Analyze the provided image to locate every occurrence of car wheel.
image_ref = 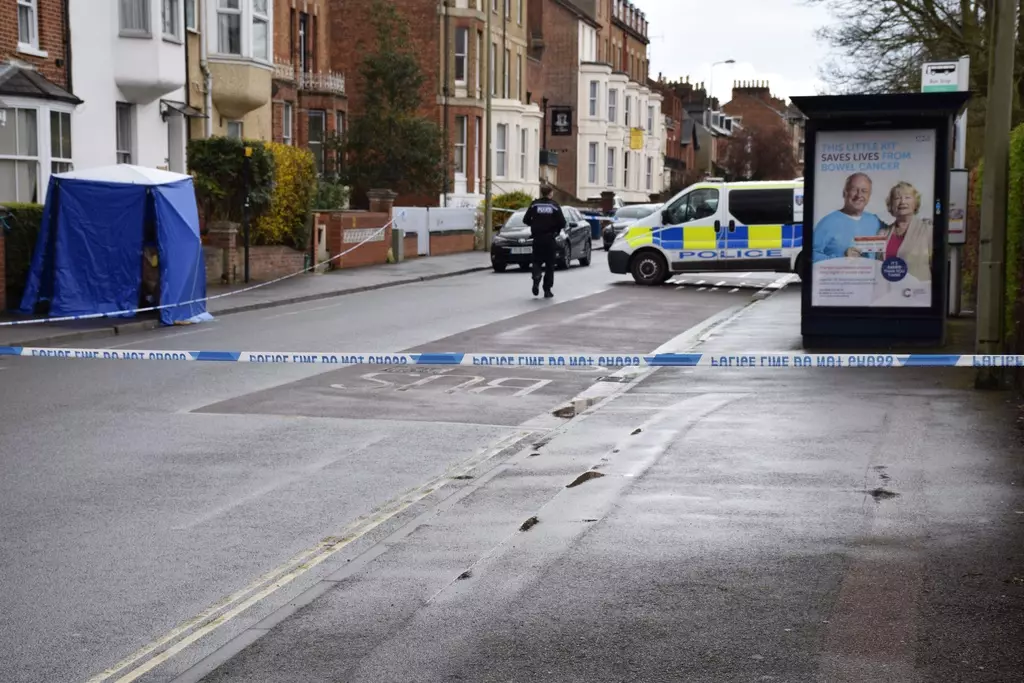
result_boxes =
[557,245,571,270]
[493,262,507,273]
[578,239,592,267]
[630,250,667,286]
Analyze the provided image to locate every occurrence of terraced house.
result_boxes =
[1,0,79,203]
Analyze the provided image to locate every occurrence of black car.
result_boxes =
[601,203,662,250]
[490,206,593,272]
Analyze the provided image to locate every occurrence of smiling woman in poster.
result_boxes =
[876,181,933,282]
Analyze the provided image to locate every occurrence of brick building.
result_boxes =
[331,0,542,207]
[185,0,275,142]
[1,0,80,204]
[529,0,664,203]
[722,80,804,175]
[270,0,347,174]
[650,76,699,192]
[652,75,741,177]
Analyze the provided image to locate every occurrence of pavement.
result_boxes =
[0,251,493,347]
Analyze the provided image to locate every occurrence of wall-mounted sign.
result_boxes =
[551,107,572,136]
[629,127,644,150]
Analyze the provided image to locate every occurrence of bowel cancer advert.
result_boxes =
[810,129,936,308]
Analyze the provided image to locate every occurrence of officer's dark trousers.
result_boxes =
[531,235,556,292]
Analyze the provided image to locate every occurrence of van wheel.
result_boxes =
[630,250,668,286]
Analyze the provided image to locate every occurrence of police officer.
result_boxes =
[522,184,567,298]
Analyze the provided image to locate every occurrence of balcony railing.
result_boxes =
[273,61,296,82]
[299,71,346,95]
[273,62,347,96]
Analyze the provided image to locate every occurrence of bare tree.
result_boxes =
[721,120,798,181]
[806,0,1023,163]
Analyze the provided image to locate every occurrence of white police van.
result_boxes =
[607,179,804,285]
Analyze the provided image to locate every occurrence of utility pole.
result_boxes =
[483,2,494,246]
[975,0,1015,389]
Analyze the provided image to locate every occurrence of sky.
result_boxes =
[643,0,837,104]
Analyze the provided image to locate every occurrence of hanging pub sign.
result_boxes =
[551,106,573,136]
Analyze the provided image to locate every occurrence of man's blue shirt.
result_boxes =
[811,210,883,262]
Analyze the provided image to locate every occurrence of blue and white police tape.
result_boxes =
[0,215,400,328]
[489,206,617,221]
[2,348,1022,368]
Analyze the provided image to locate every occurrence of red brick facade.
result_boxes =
[528,0,590,199]
[322,211,393,269]
[272,0,347,170]
[429,232,475,255]
[722,81,800,172]
[596,0,648,83]
[0,0,69,88]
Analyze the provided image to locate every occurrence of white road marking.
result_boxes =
[738,272,752,278]
[695,280,706,285]
[715,281,726,287]
[106,326,214,349]
[562,302,622,324]
[729,288,739,293]
[697,286,707,291]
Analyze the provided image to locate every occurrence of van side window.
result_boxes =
[664,188,719,225]
[728,189,793,225]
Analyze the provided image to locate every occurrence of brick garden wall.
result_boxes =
[322,211,393,269]
[239,246,306,281]
[404,233,419,259]
[429,231,476,255]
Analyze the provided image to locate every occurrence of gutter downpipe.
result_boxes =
[200,0,213,137]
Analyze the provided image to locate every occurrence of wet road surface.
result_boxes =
[0,255,764,682]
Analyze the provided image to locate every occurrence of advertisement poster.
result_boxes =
[810,129,936,307]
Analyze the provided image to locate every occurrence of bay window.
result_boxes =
[587,142,597,184]
[454,116,467,175]
[50,111,72,174]
[519,126,526,179]
[252,0,269,60]
[163,0,181,40]
[0,108,39,203]
[0,102,74,204]
[606,146,615,187]
[454,28,468,84]
[496,124,507,178]
[217,0,242,54]
[120,0,151,36]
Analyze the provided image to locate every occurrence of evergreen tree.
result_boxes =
[343,0,444,204]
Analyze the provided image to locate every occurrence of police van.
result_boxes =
[607,179,804,285]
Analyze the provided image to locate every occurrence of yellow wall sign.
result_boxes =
[630,128,644,150]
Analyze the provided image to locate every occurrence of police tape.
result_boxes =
[488,206,617,221]
[1,348,1022,368]
[0,216,399,328]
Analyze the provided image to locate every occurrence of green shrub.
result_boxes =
[2,202,44,310]
[254,142,317,249]
[489,191,533,213]
[187,136,275,224]
[313,176,350,210]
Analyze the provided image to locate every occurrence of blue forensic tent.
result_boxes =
[19,165,210,326]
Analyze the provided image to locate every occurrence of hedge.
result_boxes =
[254,142,317,249]
[1007,125,1024,354]
[2,202,44,311]
[187,136,275,224]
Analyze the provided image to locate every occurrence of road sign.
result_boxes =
[921,61,961,92]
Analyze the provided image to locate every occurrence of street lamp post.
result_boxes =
[707,59,735,174]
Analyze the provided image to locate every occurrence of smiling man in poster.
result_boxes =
[810,130,936,308]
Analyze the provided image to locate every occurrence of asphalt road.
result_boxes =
[0,253,769,682]
[194,290,1024,683]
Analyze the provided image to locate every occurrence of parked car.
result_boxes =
[490,206,593,272]
[601,203,663,250]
